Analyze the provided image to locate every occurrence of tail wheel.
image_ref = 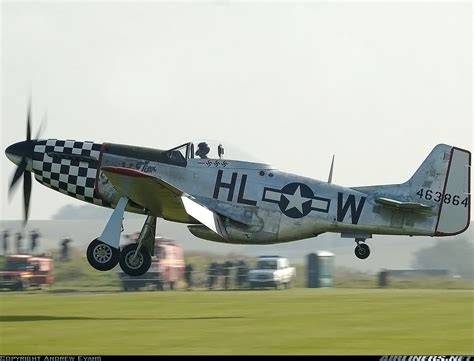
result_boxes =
[355,243,371,259]
[119,243,152,277]
[87,238,119,271]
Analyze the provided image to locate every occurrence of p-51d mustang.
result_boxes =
[5,110,471,276]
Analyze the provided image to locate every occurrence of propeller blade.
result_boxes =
[35,112,47,139]
[9,158,27,194]
[23,171,32,224]
[26,103,32,142]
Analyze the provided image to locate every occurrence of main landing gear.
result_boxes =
[87,239,120,271]
[354,238,370,259]
[86,197,157,277]
[119,215,156,276]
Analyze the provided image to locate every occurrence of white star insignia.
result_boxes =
[283,185,309,214]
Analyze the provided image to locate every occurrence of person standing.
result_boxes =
[236,259,248,288]
[60,238,72,261]
[30,229,41,254]
[208,262,217,289]
[222,260,233,290]
[184,263,194,290]
[2,230,10,255]
[15,232,23,254]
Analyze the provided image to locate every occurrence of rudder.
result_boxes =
[434,147,471,236]
[407,144,471,236]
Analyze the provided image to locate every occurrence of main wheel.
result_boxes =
[355,243,371,259]
[87,238,120,271]
[119,243,152,277]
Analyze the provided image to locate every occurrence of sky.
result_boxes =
[1,1,472,221]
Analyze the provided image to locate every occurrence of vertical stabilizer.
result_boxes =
[407,144,471,236]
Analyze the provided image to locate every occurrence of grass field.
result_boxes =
[0,288,473,355]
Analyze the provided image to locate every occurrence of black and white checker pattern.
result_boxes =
[32,139,110,207]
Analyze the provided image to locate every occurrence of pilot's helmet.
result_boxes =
[196,142,210,155]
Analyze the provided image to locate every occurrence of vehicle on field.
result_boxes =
[247,255,295,289]
[118,237,185,291]
[0,254,54,290]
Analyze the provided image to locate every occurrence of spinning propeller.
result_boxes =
[5,102,45,224]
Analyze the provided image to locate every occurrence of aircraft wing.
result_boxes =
[101,167,227,237]
[375,197,433,214]
[101,166,193,223]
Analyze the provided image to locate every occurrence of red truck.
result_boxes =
[0,254,54,290]
[119,237,185,291]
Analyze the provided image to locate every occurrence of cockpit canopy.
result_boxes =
[167,140,225,161]
[166,140,270,166]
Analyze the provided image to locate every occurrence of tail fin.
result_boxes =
[407,144,471,236]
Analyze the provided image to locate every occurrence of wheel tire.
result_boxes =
[87,238,120,271]
[119,243,152,277]
[355,243,371,259]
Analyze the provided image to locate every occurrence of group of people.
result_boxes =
[2,229,73,261]
[2,229,41,255]
[207,260,249,290]
[181,260,250,291]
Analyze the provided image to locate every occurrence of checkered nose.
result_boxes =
[31,139,110,207]
[5,140,36,171]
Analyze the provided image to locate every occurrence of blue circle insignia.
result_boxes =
[278,183,314,218]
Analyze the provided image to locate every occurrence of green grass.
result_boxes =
[0,289,473,355]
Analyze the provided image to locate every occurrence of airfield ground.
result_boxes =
[1,288,472,355]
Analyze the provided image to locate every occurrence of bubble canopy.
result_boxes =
[167,140,270,165]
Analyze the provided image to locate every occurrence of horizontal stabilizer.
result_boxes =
[375,197,433,213]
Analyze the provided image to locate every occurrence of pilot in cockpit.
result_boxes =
[195,142,210,159]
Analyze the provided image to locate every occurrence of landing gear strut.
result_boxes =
[86,197,129,271]
[354,238,370,259]
[119,215,156,277]
[86,196,158,276]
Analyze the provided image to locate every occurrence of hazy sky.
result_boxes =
[1,1,472,221]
